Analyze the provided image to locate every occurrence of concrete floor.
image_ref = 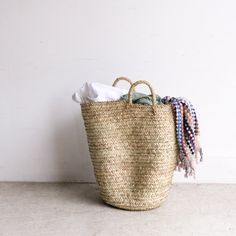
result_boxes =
[0,183,235,236]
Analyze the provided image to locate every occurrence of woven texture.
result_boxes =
[81,80,178,210]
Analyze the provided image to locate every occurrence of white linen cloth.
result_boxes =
[72,82,128,103]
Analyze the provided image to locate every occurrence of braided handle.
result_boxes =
[127,80,157,114]
[112,77,133,87]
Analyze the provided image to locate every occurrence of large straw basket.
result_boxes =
[81,78,178,210]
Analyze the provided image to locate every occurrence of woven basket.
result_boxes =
[81,78,178,210]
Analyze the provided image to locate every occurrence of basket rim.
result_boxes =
[80,100,171,109]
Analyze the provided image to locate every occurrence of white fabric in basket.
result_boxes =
[72,82,127,103]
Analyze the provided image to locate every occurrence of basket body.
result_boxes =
[81,100,178,210]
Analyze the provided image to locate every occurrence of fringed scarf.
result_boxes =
[161,97,203,177]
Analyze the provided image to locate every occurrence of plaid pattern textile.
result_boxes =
[161,97,203,177]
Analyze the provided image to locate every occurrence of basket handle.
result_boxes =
[127,80,157,114]
[112,77,133,87]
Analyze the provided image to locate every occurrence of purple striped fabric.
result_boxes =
[162,97,203,178]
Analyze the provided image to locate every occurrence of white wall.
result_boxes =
[0,0,236,183]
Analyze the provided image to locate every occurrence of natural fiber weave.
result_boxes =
[81,79,178,210]
[112,76,133,87]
